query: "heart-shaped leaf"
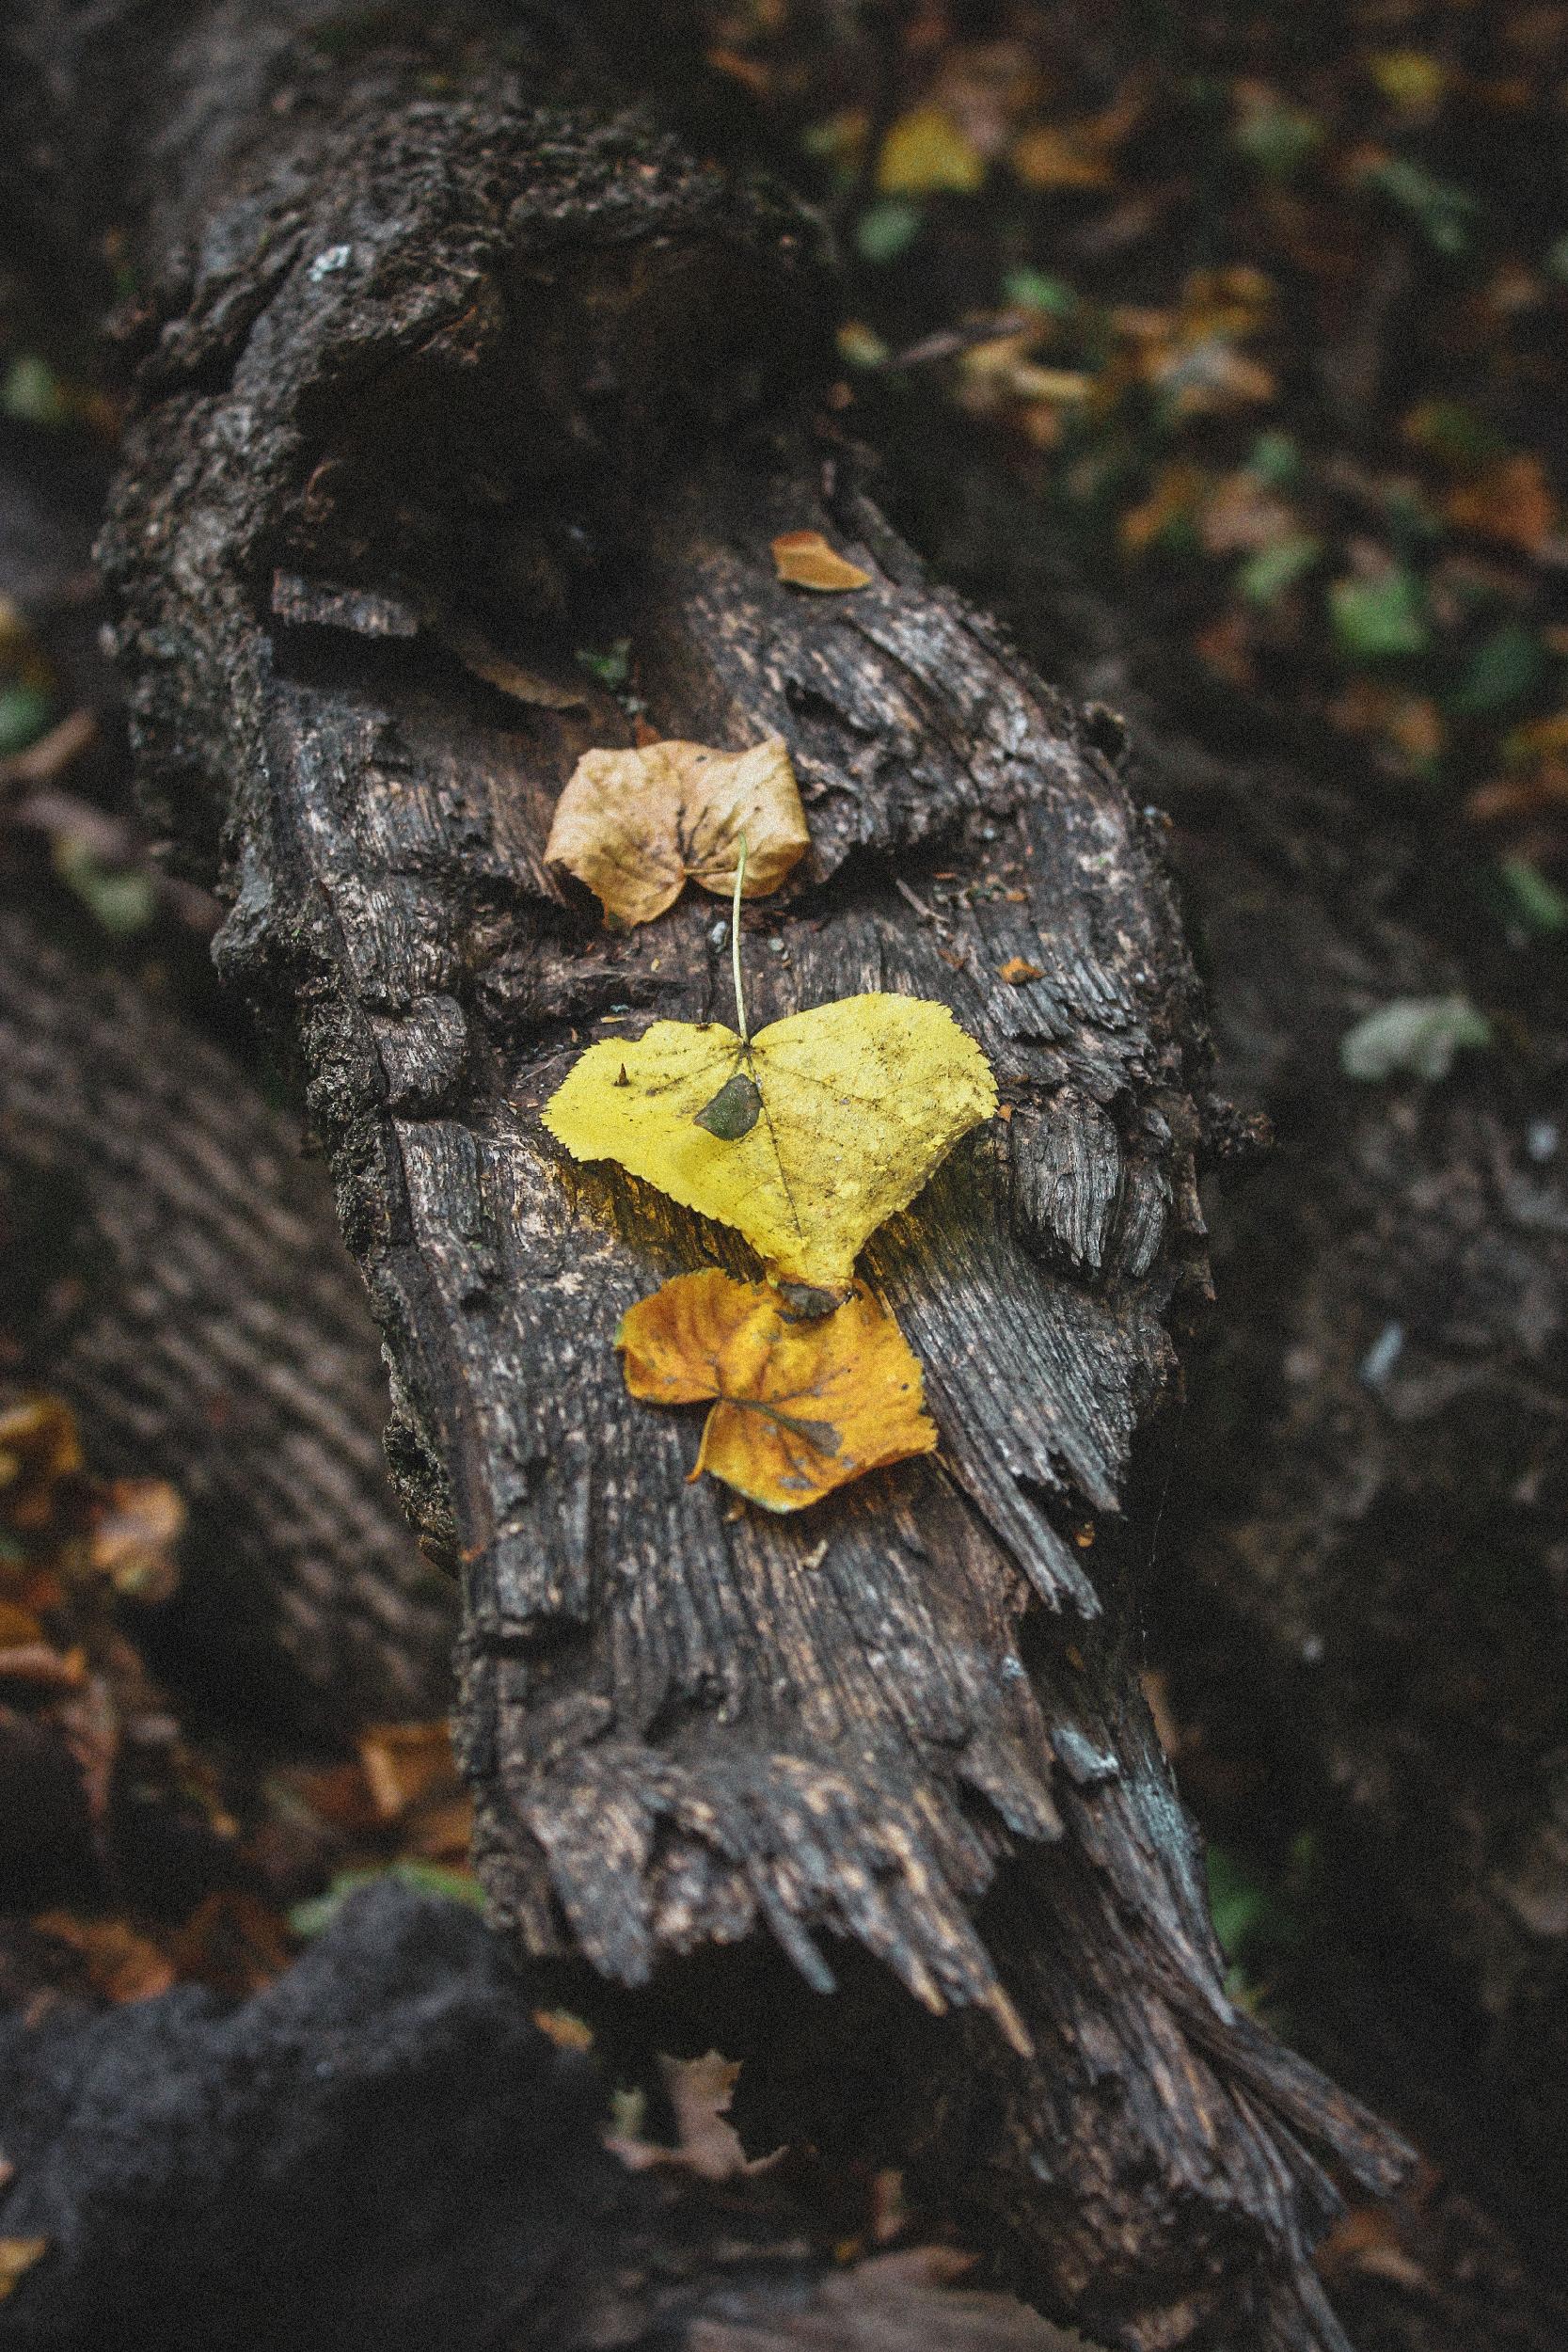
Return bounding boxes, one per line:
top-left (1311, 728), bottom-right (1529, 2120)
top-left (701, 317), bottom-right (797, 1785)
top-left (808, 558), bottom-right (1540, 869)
top-left (543, 995), bottom-right (997, 1290)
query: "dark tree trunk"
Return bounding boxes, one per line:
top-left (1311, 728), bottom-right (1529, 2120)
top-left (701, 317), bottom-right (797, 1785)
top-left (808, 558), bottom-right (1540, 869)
top-left (0, 8), bottom-right (1410, 2346)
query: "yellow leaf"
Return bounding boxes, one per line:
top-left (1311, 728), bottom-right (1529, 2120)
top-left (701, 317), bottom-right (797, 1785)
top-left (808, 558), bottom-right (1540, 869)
top-left (770, 531), bottom-right (873, 592)
top-left (876, 104), bottom-right (986, 197)
top-left (0, 2241), bottom-right (46, 2303)
top-left (546, 738), bottom-right (809, 928)
top-left (543, 996), bottom-right (997, 1291)
top-left (1369, 51), bottom-right (1447, 112)
top-left (617, 1270), bottom-right (937, 1511)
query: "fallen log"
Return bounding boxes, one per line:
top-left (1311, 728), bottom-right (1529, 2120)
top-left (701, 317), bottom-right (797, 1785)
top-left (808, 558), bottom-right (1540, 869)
top-left (0, 9), bottom-right (1409, 2344)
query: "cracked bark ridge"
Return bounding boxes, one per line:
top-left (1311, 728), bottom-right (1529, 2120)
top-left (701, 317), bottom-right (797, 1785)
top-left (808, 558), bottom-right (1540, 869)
top-left (0, 16), bottom-right (1411, 2344)
top-left (0, 905), bottom-right (456, 1731)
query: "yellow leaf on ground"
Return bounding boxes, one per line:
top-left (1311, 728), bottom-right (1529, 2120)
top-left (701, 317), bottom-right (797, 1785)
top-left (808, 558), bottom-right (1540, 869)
top-left (546, 738), bottom-right (809, 928)
top-left (1368, 50), bottom-right (1447, 112)
top-left (876, 103), bottom-right (986, 196)
top-left (544, 996), bottom-right (996, 1291)
top-left (618, 1270), bottom-right (937, 1510)
top-left (0, 2241), bottom-right (47, 2303)
top-left (770, 532), bottom-right (873, 592)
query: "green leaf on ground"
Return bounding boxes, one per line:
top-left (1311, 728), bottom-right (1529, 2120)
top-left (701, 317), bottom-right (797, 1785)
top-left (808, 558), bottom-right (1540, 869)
top-left (1234, 100), bottom-right (1323, 182)
top-left (855, 199), bottom-right (923, 264)
top-left (0, 355), bottom-right (68, 425)
top-left (0, 683), bottom-right (52, 755)
top-left (288, 1860), bottom-right (486, 1939)
top-left (574, 640), bottom-right (631, 691)
top-left (1003, 267), bottom-right (1077, 316)
top-left (53, 839), bottom-right (157, 936)
top-left (1246, 430), bottom-right (1303, 488)
top-left (1207, 1845), bottom-right (1273, 1958)
top-left (1449, 624), bottom-right (1544, 716)
top-left (1369, 157), bottom-right (1480, 255)
top-left (1497, 856), bottom-right (1568, 935)
top-left (1330, 567), bottom-right (1430, 659)
top-left (1340, 994), bottom-right (1492, 1081)
top-left (1239, 534), bottom-right (1320, 607)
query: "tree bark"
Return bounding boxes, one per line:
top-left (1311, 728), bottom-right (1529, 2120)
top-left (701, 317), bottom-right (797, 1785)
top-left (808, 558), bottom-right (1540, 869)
top-left (0, 8), bottom-right (1410, 2345)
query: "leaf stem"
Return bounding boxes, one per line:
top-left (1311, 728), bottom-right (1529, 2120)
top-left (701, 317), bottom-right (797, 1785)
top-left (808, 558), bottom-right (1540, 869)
top-left (732, 832), bottom-right (750, 1044)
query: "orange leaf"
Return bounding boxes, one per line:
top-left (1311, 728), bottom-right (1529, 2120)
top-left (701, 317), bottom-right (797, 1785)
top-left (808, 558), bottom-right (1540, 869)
top-left (30, 1911), bottom-right (176, 2005)
top-left (0, 1601), bottom-right (45, 1647)
top-left (1446, 454), bottom-right (1556, 554)
top-left (770, 532), bottom-right (873, 593)
top-left (0, 2241), bottom-right (47, 2304)
top-left (356, 1721), bottom-right (458, 1823)
top-left (617, 1270), bottom-right (937, 1512)
top-left (546, 736), bottom-right (809, 927)
top-left (998, 957), bottom-right (1044, 984)
top-left (1010, 122), bottom-right (1113, 189)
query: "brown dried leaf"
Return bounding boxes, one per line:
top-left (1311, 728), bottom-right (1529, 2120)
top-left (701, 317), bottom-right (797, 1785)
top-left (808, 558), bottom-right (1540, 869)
top-left (356, 1720), bottom-right (459, 1823)
top-left (770, 531), bottom-right (873, 592)
top-left (168, 1891), bottom-right (293, 2000)
top-left (89, 1477), bottom-right (185, 1603)
top-left (0, 1643), bottom-right (86, 1690)
top-left (1010, 122), bottom-right (1114, 188)
top-left (0, 1397), bottom-right (83, 1532)
top-left (29, 1912), bottom-right (176, 2005)
top-left (546, 737), bottom-right (809, 927)
top-left (1446, 454), bottom-right (1557, 553)
top-left (431, 617), bottom-right (588, 710)
top-left (660, 2051), bottom-right (751, 2181)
